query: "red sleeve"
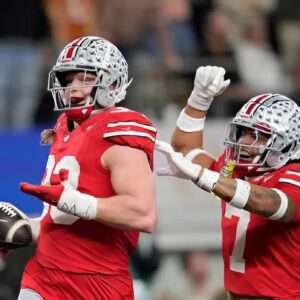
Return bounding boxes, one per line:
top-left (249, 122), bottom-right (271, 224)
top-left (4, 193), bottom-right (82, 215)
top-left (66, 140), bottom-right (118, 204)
top-left (102, 108), bottom-right (157, 169)
top-left (274, 165), bottom-right (300, 222)
top-left (210, 152), bottom-right (225, 172)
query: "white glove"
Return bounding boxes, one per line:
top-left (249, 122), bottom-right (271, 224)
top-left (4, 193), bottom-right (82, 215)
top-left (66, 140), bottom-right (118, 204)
top-left (188, 66), bottom-right (230, 111)
top-left (155, 140), bottom-right (201, 181)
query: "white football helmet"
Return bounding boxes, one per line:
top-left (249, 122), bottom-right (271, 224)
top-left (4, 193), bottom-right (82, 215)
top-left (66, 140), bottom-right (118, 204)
top-left (48, 36), bottom-right (132, 114)
top-left (224, 94), bottom-right (300, 175)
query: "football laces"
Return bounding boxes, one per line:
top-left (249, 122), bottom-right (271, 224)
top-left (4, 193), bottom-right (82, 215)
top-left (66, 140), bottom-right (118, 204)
top-left (0, 202), bottom-right (17, 218)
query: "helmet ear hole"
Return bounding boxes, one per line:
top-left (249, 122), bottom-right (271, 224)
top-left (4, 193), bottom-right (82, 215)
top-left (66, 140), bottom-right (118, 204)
top-left (110, 80), bottom-right (118, 90)
top-left (282, 143), bottom-right (294, 154)
top-left (115, 78), bottom-right (122, 89)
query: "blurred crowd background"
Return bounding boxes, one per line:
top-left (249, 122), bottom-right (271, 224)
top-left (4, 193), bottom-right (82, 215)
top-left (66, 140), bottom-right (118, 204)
top-left (1, 0), bottom-right (300, 299)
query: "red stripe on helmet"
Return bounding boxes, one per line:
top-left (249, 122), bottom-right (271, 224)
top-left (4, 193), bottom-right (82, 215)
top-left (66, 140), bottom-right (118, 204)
top-left (65, 37), bottom-right (89, 59)
top-left (70, 37), bottom-right (84, 47)
top-left (245, 94), bottom-right (272, 115)
top-left (66, 46), bottom-right (76, 59)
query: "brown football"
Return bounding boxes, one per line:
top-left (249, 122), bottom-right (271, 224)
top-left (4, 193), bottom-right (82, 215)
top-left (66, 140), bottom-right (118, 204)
top-left (0, 202), bottom-right (32, 249)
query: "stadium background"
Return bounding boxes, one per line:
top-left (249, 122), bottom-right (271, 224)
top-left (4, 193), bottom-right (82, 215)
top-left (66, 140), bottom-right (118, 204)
top-left (1, 0), bottom-right (300, 299)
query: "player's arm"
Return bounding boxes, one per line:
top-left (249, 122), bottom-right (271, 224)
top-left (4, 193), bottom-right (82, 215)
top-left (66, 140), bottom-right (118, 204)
top-left (163, 65), bottom-right (295, 222)
top-left (171, 66), bottom-right (230, 168)
top-left (171, 106), bottom-right (215, 169)
top-left (95, 145), bottom-right (157, 232)
top-left (213, 176), bottom-right (295, 222)
top-left (20, 110), bottom-right (157, 231)
top-left (155, 144), bottom-right (295, 222)
top-left (19, 146), bottom-right (157, 233)
top-left (172, 106), bottom-right (206, 153)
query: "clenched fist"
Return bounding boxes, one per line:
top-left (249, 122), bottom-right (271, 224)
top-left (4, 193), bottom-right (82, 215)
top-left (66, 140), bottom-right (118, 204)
top-left (188, 66), bottom-right (230, 111)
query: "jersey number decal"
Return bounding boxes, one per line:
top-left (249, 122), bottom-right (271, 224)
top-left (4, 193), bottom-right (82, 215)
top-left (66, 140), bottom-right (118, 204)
top-left (42, 155), bottom-right (80, 225)
top-left (225, 203), bottom-right (250, 273)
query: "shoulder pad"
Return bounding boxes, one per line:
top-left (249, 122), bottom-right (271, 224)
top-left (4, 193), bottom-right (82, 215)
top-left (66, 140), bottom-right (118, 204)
top-left (276, 163), bottom-right (300, 188)
top-left (103, 107), bottom-right (157, 168)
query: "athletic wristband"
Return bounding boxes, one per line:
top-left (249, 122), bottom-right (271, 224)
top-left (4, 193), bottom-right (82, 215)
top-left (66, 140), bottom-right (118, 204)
top-left (268, 189), bottom-right (288, 220)
top-left (176, 109), bottom-right (205, 132)
top-left (196, 168), bottom-right (220, 192)
top-left (229, 179), bottom-right (251, 209)
top-left (58, 190), bottom-right (98, 220)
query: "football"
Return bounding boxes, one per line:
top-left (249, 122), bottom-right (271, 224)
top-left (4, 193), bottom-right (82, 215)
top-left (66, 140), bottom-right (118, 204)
top-left (0, 202), bottom-right (32, 249)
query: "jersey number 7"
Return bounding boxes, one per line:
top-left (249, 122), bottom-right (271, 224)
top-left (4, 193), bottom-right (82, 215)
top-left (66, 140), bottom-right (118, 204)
top-left (225, 203), bottom-right (250, 273)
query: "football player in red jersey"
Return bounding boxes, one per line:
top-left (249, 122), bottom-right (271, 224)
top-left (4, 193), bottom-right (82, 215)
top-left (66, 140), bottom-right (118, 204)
top-left (16, 36), bottom-right (157, 300)
top-left (156, 66), bottom-right (300, 299)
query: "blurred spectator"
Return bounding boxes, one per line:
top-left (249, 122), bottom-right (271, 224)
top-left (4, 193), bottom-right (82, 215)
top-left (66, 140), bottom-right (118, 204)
top-left (196, 9), bottom-right (250, 116)
top-left (273, 0), bottom-right (300, 71)
top-left (151, 250), bottom-right (215, 300)
top-left (289, 50), bottom-right (300, 104)
top-left (130, 234), bottom-right (161, 300)
top-left (131, 242), bottom-right (161, 282)
top-left (160, 0), bottom-right (198, 62)
top-left (94, 0), bottom-right (186, 116)
top-left (218, 0), bottom-right (277, 23)
top-left (190, 0), bottom-right (215, 48)
top-left (234, 14), bottom-right (290, 96)
top-left (218, 0), bottom-right (280, 59)
top-left (95, 0), bottom-right (182, 73)
top-left (0, 0), bottom-right (50, 128)
top-left (126, 0), bottom-right (198, 116)
top-left (0, 245), bottom-right (36, 299)
top-left (44, 0), bottom-right (99, 48)
top-left (34, 0), bottom-right (101, 125)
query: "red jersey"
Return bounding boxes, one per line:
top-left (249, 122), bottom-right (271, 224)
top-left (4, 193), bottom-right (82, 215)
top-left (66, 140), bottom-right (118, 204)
top-left (211, 153), bottom-right (300, 298)
top-left (36, 106), bottom-right (156, 274)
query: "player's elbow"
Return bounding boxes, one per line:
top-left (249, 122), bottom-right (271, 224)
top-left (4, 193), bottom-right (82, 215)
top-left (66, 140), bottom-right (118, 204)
top-left (139, 211), bottom-right (157, 233)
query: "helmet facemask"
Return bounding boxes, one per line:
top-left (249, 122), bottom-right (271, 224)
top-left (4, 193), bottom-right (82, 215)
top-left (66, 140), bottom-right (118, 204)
top-left (225, 124), bottom-right (286, 169)
top-left (48, 36), bottom-right (132, 117)
top-left (48, 68), bottom-right (101, 111)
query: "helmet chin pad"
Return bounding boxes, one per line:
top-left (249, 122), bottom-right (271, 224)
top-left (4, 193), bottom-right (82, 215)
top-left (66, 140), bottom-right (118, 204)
top-left (65, 106), bottom-right (93, 122)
